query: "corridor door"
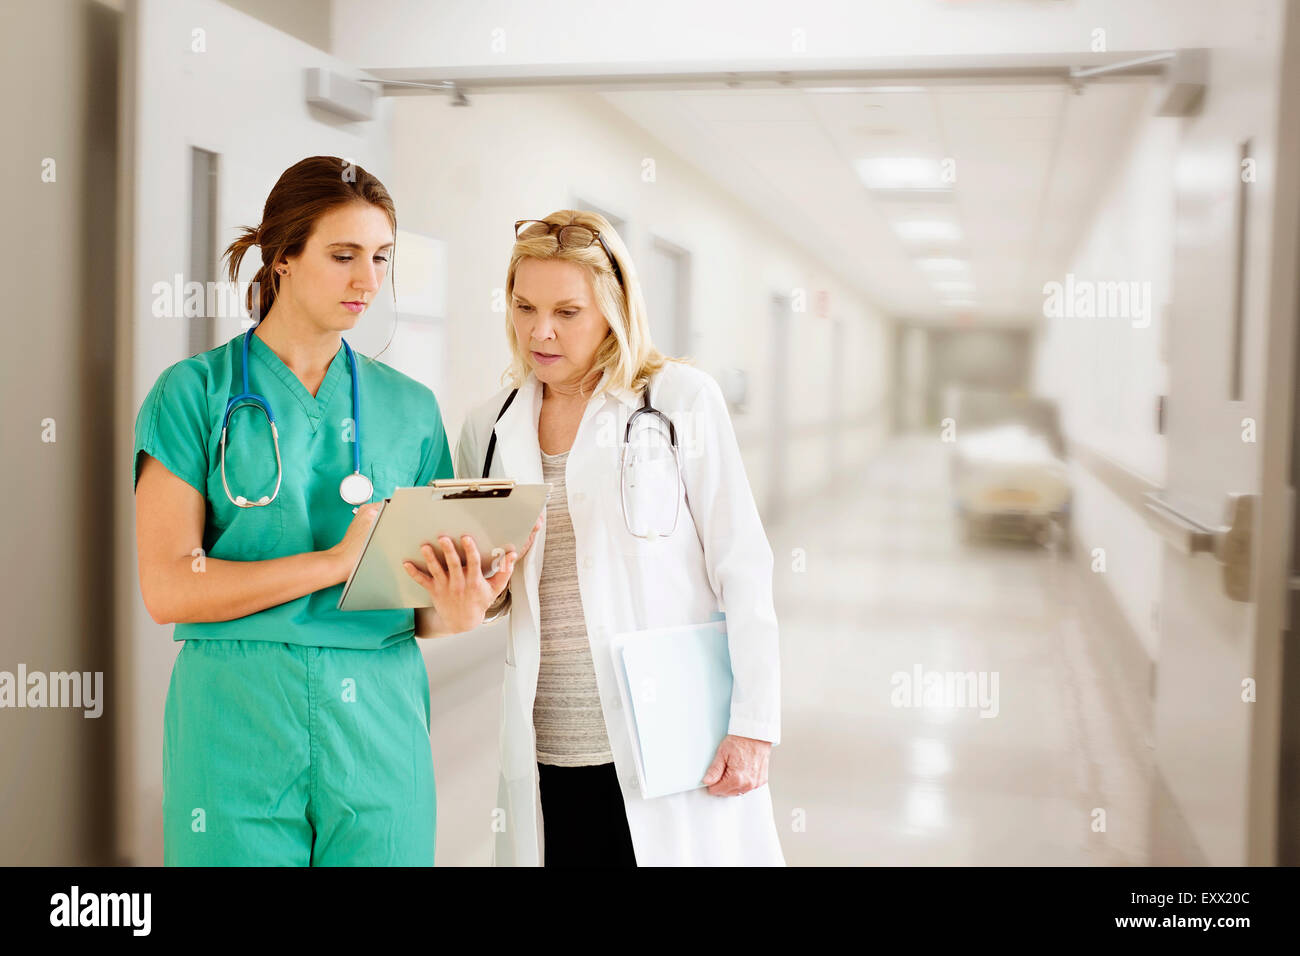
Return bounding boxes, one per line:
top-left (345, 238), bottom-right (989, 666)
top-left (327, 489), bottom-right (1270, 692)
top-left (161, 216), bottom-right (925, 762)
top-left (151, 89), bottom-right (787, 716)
top-left (1153, 3), bottom-right (1300, 865)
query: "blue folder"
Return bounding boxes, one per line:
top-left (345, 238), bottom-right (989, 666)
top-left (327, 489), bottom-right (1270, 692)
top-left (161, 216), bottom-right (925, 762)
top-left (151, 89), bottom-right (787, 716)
top-left (610, 614), bottom-right (732, 799)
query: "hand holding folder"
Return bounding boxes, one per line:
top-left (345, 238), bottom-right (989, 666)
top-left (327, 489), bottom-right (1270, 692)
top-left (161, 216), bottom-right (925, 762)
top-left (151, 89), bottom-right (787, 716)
top-left (609, 615), bottom-right (733, 800)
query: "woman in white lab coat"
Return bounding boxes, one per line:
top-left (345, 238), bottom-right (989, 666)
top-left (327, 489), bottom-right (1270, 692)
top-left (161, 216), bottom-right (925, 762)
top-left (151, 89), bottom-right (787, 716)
top-left (451, 212), bottom-right (784, 866)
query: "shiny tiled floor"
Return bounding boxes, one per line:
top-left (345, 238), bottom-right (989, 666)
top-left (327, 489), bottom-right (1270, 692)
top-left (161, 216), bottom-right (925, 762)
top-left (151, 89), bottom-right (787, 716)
top-left (767, 434), bottom-right (1155, 865)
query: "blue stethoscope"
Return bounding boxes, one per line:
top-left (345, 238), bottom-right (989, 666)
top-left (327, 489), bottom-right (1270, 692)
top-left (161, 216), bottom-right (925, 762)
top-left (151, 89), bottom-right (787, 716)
top-left (220, 326), bottom-right (373, 509)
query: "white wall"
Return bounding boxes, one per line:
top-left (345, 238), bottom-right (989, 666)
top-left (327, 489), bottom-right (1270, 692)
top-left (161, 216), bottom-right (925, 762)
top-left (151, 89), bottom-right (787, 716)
top-left (387, 90), bottom-right (891, 509)
top-left (332, 0), bottom-right (1273, 69)
top-left (1032, 86), bottom-right (1178, 657)
top-left (122, 0), bottom-right (394, 865)
top-left (219, 0), bottom-right (331, 52)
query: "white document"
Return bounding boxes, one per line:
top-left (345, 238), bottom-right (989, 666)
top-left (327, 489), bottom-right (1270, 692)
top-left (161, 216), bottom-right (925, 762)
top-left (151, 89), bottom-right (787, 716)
top-left (609, 616), bottom-right (732, 800)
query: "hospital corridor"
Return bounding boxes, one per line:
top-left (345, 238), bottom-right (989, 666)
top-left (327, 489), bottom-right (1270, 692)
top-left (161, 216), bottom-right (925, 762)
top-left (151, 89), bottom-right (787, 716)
top-left (4, 0), bottom-right (1300, 895)
top-left (768, 436), bottom-right (1154, 866)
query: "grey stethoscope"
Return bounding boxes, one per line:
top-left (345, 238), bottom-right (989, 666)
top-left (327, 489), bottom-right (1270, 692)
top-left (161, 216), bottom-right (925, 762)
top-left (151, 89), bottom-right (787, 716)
top-left (220, 325), bottom-right (373, 509)
top-left (481, 384), bottom-right (683, 540)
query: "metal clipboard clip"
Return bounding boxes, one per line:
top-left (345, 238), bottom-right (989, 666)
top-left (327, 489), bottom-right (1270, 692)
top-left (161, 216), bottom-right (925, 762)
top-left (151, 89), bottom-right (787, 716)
top-left (432, 478), bottom-right (517, 500)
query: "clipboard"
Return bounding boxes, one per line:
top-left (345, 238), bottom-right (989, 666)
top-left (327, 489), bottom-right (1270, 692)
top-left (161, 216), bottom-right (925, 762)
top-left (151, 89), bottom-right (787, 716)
top-left (337, 478), bottom-right (549, 611)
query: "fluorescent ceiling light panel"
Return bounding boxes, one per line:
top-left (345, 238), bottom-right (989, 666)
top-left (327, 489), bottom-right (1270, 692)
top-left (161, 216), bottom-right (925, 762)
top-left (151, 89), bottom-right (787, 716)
top-left (856, 157), bottom-right (950, 191)
top-left (916, 257), bottom-right (969, 273)
top-left (894, 220), bottom-right (962, 242)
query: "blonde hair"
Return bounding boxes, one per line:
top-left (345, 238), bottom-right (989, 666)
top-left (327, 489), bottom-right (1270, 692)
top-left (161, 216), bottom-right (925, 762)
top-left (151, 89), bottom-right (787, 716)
top-left (503, 210), bottom-right (683, 395)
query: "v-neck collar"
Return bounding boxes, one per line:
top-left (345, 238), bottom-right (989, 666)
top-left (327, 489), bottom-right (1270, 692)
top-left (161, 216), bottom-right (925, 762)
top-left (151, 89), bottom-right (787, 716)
top-left (246, 331), bottom-right (348, 428)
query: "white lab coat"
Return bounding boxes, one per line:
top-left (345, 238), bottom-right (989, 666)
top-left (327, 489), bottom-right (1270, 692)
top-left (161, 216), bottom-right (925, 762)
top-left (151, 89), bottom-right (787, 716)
top-left (453, 361), bottom-right (785, 866)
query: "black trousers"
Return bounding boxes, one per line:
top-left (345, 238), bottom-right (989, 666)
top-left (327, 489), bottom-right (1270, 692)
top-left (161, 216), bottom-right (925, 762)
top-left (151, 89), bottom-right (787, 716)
top-left (537, 762), bottom-right (638, 867)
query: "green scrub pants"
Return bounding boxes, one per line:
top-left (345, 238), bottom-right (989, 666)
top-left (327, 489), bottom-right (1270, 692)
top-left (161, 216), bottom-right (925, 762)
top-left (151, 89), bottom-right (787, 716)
top-left (163, 638), bottom-right (436, 866)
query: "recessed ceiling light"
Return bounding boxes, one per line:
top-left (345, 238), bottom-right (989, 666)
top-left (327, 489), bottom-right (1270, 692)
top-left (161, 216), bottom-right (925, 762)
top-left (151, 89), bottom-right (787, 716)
top-left (856, 157), bottom-right (951, 191)
top-left (894, 220), bottom-right (962, 242)
top-left (916, 257), bottom-right (969, 273)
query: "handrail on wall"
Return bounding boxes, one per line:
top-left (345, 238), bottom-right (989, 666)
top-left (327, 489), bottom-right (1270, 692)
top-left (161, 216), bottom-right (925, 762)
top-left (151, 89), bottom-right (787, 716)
top-left (1067, 438), bottom-right (1254, 603)
top-left (1141, 491), bottom-right (1255, 602)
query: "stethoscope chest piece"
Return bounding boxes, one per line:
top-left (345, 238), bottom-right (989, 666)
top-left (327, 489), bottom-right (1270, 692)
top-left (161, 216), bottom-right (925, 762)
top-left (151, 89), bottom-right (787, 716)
top-left (339, 471), bottom-right (374, 507)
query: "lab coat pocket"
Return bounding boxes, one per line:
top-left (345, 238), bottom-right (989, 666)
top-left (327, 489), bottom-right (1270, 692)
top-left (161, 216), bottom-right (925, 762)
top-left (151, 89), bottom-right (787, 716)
top-left (610, 453), bottom-right (685, 556)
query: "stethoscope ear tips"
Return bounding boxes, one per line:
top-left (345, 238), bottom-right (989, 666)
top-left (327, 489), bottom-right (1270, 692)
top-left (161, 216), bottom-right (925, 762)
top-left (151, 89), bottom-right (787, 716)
top-left (256, 495), bottom-right (271, 506)
top-left (234, 495), bottom-right (248, 507)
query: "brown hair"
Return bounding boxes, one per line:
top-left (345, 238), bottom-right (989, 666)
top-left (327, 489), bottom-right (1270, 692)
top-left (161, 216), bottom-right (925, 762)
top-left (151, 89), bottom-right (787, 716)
top-left (223, 156), bottom-right (397, 320)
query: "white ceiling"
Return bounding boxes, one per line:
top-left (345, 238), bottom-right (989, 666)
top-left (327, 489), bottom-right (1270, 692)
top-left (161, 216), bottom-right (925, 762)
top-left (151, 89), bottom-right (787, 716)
top-left (599, 82), bottom-right (1152, 326)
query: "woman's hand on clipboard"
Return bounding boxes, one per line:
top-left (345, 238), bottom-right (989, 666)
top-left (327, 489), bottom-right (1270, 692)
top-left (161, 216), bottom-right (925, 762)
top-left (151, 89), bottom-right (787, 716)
top-left (325, 502), bottom-right (383, 584)
top-left (405, 513), bottom-right (543, 637)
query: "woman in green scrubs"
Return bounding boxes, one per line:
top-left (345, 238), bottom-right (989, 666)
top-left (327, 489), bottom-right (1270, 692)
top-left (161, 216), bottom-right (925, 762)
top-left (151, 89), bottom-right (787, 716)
top-left (133, 157), bottom-right (519, 866)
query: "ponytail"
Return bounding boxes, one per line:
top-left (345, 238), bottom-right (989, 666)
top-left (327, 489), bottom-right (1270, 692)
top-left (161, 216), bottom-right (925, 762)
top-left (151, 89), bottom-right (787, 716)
top-left (224, 224), bottom-right (277, 321)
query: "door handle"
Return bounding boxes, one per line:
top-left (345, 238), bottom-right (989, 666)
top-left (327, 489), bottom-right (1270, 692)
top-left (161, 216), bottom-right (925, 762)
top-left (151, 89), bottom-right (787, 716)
top-left (1142, 492), bottom-right (1255, 602)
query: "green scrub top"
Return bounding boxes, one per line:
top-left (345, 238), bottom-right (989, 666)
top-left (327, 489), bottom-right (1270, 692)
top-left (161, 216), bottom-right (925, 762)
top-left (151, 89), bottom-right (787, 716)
top-left (133, 329), bottom-right (453, 650)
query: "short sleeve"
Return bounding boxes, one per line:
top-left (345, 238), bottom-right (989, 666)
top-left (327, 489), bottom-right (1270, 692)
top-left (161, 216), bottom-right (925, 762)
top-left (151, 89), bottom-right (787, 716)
top-left (133, 362), bottom-right (211, 495)
top-left (414, 389), bottom-right (454, 486)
